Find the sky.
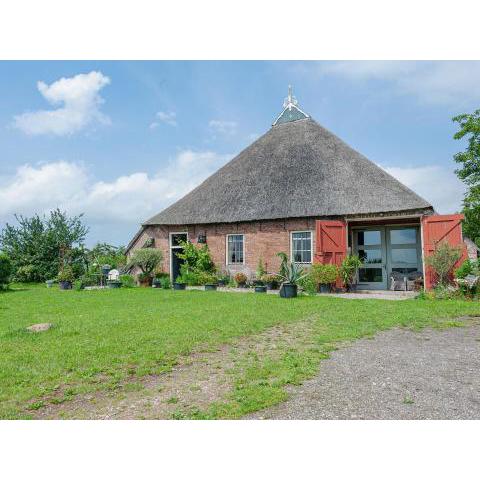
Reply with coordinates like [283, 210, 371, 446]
[0, 60, 477, 247]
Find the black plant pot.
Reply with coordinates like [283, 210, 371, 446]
[204, 283, 218, 291]
[218, 279, 226, 287]
[319, 284, 330, 293]
[59, 281, 72, 290]
[108, 280, 122, 289]
[173, 282, 186, 290]
[237, 282, 246, 288]
[280, 283, 297, 298]
[255, 285, 267, 293]
[266, 282, 278, 290]
[152, 279, 162, 288]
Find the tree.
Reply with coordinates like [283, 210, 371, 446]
[0, 253, 12, 289]
[425, 241, 462, 286]
[0, 209, 89, 282]
[127, 248, 164, 277]
[453, 110, 480, 246]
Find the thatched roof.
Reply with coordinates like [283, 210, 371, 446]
[145, 115, 432, 226]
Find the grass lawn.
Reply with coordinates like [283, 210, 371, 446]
[1, 284, 479, 419]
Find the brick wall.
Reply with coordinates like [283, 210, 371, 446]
[128, 218, 317, 279]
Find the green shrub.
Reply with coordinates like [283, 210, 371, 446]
[340, 255, 363, 287]
[79, 271, 99, 288]
[298, 274, 317, 295]
[309, 263, 339, 286]
[425, 242, 463, 286]
[256, 257, 267, 279]
[57, 266, 75, 283]
[159, 276, 171, 289]
[73, 279, 84, 291]
[119, 274, 136, 288]
[177, 241, 215, 274]
[14, 264, 40, 283]
[0, 253, 12, 289]
[454, 259, 479, 280]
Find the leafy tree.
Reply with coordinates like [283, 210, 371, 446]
[87, 243, 126, 270]
[0, 209, 88, 282]
[453, 110, 480, 246]
[176, 241, 215, 274]
[425, 241, 462, 286]
[127, 248, 164, 277]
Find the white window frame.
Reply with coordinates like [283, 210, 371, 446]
[169, 232, 188, 280]
[290, 230, 313, 264]
[226, 234, 245, 265]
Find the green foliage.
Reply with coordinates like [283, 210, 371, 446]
[276, 252, 289, 278]
[261, 273, 279, 285]
[453, 110, 480, 246]
[298, 274, 317, 295]
[279, 262, 307, 285]
[309, 263, 339, 286]
[73, 279, 84, 291]
[176, 241, 215, 274]
[159, 276, 171, 289]
[177, 267, 217, 286]
[79, 271, 99, 288]
[87, 243, 126, 271]
[454, 259, 476, 279]
[57, 266, 75, 283]
[0, 209, 89, 282]
[0, 253, 12, 289]
[127, 248, 163, 276]
[256, 257, 267, 279]
[339, 255, 363, 286]
[425, 242, 462, 286]
[119, 274, 136, 288]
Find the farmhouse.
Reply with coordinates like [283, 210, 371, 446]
[127, 87, 466, 290]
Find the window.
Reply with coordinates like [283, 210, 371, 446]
[390, 228, 416, 245]
[227, 234, 244, 264]
[291, 231, 312, 263]
[170, 233, 188, 247]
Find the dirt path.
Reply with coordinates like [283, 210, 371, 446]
[35, 319, 318, 419]
[247, 323, 480, 420]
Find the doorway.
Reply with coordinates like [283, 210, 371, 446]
[169, 232, 188, 281]
[353, 226, 421, 290]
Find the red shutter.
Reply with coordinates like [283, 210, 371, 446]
[422, 214, 467, 289]
[315, 219, 347, 266]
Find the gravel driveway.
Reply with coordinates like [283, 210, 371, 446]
[248, 323, 480, 420]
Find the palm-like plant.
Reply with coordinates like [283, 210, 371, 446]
[280, 261, 308, 285]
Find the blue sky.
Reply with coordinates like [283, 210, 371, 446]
[0, 61, 476, 246]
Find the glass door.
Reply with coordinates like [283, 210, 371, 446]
[386, 227, 422, 279]
[353, 228, 387, 290]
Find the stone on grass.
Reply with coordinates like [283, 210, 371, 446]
[27, 323, 53, 333]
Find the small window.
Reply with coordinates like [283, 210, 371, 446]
[170, 233, 188, 247]
[291, 231, 312, 263]
[227, 234, 244, 264]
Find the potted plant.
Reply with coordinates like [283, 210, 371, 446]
[138, 272, 153, 287]
[255, 258, 267, 286]
[279, 262, 307, 298]
[234, 272, 248, 288]
[217, 273, 230, 287]
[261, 273, 278, 290]
[57, 266, 74, 290]
[201, 273, 218, 291]
[45, 279, 55, 288]
[126, 248, 164, 288]
[310, 263, 339, 293]
[339, 255, 363, 292]
[159, 276, 171, 289]
[173, 275, 187, 290]
[255, 284, 267, 293]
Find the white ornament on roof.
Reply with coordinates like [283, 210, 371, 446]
[283, 85, 298, 110]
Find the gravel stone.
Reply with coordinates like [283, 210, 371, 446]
[247, 324, 480, 420]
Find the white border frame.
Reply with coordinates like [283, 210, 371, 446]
[169, 232, 188, 281]
[290, 230, 314, 264]
[225, 233, 245, 266]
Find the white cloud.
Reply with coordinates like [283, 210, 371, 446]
[318, 61, 480, 106]
[13, 71, 111, 136]
[209, 119, 237, 136]
[381, 164, 466, 214]
[0, 151, 231, 230]
[150, 111, 177, 129]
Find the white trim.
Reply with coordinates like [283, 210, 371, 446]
[272, 104, 310, 126]
[225, 233, 245, 265]
[290, 230, 314, 264]
[169, 232, 188, 281]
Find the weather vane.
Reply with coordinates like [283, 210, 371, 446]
[283, 85, 298, 110]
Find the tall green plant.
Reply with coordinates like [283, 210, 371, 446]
[176, 241, 215, 274]
[339, 255, 363, 287]
[127, 248, 164, 277]
[0, 253, 12, 289]
[425, 241, 462, 286]
[276, 252, 289, 278]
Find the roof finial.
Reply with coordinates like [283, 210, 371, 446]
[283, 84, 298, 110]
